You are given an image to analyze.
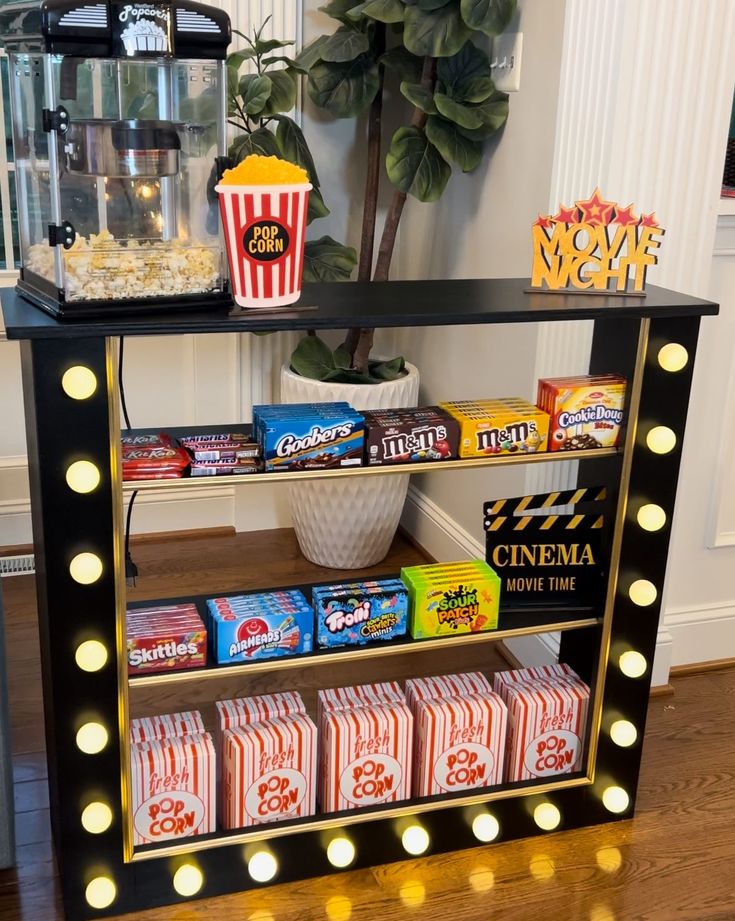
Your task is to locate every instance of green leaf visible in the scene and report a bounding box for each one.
[227,49,255,70]
[261,54,300,69]
[434,92,483,128]
[239,74,273,115]
[320,26,370,62]
[294,35,330,71]
[273,115,321,186]
[307,186,331,224]
[260,69,297,116]
[301,236,358,283]
[253,37,295,54]
[437,40,494,102]
[369,356,406,380]
[290,335,337,381]
[417,0,452,10]
[380,46,423,82]
[333,344,353,370]
[127,91,157,119]
[307,55,380,117]
[359,0,405,23]
[319,0,366,22]
[473,89,509,130]
[459,0,516,35]
[228,127,281,162]
[426,115,482,171]
[385,125,451,202]
[403,4,471,58]
[400,81,437,114]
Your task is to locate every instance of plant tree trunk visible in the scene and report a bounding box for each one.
[347,24,386,371]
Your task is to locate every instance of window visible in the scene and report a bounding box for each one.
[0,51,20,271]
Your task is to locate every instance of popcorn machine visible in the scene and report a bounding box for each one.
[0,0,231,318]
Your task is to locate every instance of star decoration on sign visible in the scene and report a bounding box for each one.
[613,204,638,226]
[575,188,617,225]
[552,205,579,224]
[533,214,553,228]
[639,212,660,228]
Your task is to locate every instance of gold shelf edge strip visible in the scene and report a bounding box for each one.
[122,448,621,493]
[128,617,601,688]
[129,774,592,862]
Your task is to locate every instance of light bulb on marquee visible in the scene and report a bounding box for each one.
[62,366,97,400]
[646,426,676,454]
[76,721,108,754]
[248,850,277,883]
[173,863,203,897]
[326,836,355,868]
[401,824,430,855]
[628,579,658,606]
[81,801,112,834]
[618,651,647,678]
[657,343,688,372]
[472,812,500,842]
[75,639,108,672]
[602,786,630,814]
[533,802,561,831]
[610,720,638,747]
[66,460,101,494]
[85,876,116,909]
[69,552,103,585]
[636,504,666,532]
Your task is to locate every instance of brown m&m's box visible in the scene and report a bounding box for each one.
[363,407,459,465]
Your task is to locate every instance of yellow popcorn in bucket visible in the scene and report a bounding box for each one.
[219,154,309,186]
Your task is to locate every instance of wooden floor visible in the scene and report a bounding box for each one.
[2,530,735,921]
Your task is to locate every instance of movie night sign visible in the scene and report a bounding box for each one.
[530,188,664,294]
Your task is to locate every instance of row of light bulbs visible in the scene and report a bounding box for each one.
[71,344,688,911]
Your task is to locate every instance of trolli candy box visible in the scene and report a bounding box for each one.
[126,603,207,675]
[320,700,413,813]
[131,731,216,846]
[130,710,205,744]
[362,406,459,465]
[401,560,501,639]
[492,667,590,782]
[222,712,317,829]
[207,591,313,664]
[440,398,550,457]
[253,402,365,471]
[537,375,626,451]
[312,579,408,647]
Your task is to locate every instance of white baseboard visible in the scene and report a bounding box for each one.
[663,601,735,667]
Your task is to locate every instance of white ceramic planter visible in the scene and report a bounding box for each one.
[280,362,420,568]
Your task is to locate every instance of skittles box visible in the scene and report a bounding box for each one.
[126,603,207,676]
[253,402,364,471]
[312,578,408,647]
[537,375,626,451]
[401,560,501,639]
[362,406,459,465]
[440,398,550,457]
[207,591,313,664]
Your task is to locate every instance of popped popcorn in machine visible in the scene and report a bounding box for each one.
[0,0,231,318]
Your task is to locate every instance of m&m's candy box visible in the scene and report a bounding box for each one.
[362,407,459,465]
[440,398,549,456]
[401,560,501,639]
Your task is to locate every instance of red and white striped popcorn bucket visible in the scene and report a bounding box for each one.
[216,182,312,309]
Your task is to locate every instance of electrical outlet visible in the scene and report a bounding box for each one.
[491,32,523,93]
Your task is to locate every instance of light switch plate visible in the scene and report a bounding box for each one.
[491,32,523,93]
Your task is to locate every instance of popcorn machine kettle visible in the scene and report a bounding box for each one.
[0,0,231,318]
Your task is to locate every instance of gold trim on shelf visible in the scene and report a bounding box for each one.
[585,318,650,777]
[129,773,592,862]
[128,617,601,689]
[122,447,621,493]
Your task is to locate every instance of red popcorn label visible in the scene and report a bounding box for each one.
[523,728,580,776]
[434,742,494,790]
[339,753,402,806]
[134,789,205,841]
[245,768,308,821]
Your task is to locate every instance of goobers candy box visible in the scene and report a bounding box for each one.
[492,665,590,782]
[537,375,626,451]
[312,579,408,647]
[222,712,317,829]
[253,402,364,471]
[130,711,215,846]
[318,682,413,812]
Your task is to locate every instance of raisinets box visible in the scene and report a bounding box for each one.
[362,407,459,465]
[537,375,626,451]
[253,402,364,471]
[312,579,408,647]
[440,399,550,457]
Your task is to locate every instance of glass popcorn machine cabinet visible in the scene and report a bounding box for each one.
[0,0,231,318]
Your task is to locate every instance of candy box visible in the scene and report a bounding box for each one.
[401,561,501,639]
[126,603,207,675]
[320,699,413,812]
[207,599,313,664]
[254,403,365,471]
[131,732,216,845]
[130,710,205,743]
[412,692,508,796]
[312,580,408,647]
[362,407,459,465]
[179,433,260,461]
[190,457,261,476]
[440,399,550,457]
[222,713,317,829]
[537,375,626,451]
[493,673,590,782]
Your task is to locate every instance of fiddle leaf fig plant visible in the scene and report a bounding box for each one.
[288,0,514,378]
[211,17,357,282]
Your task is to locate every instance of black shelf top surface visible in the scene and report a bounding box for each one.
[1,278,719,340]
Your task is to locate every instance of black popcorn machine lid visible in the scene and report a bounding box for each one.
[0,0,231,59]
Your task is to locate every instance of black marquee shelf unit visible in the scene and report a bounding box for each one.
[0,279,718,920]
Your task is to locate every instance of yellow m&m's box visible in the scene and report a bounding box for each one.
[440,399,549,457]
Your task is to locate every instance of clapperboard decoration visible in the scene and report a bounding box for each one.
[483,487,608,607]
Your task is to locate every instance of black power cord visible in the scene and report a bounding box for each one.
[119,336,139,585]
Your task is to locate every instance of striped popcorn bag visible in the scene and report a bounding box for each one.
[130,710,205,743]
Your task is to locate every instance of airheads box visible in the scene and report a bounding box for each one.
[253,402,365,471]
[312,579,408,647]
[207,592,313,663]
